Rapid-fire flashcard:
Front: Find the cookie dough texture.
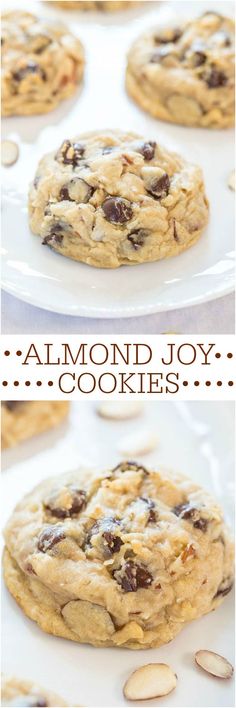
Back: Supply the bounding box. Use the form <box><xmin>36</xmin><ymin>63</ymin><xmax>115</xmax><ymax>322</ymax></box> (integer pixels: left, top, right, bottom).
<box><xmin>126</xmin><ymin>11</ymin><xmax>235</xmax><ymax>128</ymax></box>
<box><xmin>3</xmin><ymin>462</ymin><xmax>234</xmax><ymax>650</ymax></box>
<box><xmin>54</xmin><ymin>1</ymin><xmax>132</xmax><ymax>10</ymax></box>
<box><xmin>1</xmin><ymin>401</ymin><xmax>69</xmax><ymax>449</ymax></box>
<box><xmin>1</xmin><ymin>676</ymin><xmax>67</xmax><ymax>707</ymax></box>
<box><xmin>29</xmin><ymin>130</ymin><xmax>209</xmax><ymax>268</ymax></box>
<box><xmin>1</xmin><ymin>11</ymin><xmax>84</xmax><ymax>116</ymax></box>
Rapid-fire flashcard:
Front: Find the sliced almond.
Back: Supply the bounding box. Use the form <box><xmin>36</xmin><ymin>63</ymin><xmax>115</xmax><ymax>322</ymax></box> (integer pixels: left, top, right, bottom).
<box><xmin>195</xmin><ymin>650</ymin><xmax>234</xmax><ymax>679</ymax></box>
<box><xmin>96</xmin><ymin>402</ymin><xmax>143</xmax><ymax>420</ymax></box>
<box><xmin>123</xmin><ymin>663</ymin><xmax>177</xmax><ymax>701</ymax></box>
<box><xmin>1</xmin><ymin>139</ymin><xmax>19</xmax><ymax>166</ymax></box>
<box><xmin>118</xmin><ymin>428</ymin><xmax>158</xmax><ymax>457</ymax></box>
<box><xmin>228</xmin><ymin>170</ymin><xmax>235</xmax><ymax>191</ymax></box>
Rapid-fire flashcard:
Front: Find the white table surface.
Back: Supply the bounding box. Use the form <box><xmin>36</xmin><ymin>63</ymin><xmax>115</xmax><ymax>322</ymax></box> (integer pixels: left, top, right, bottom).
<box><xmin>1</xmin><ymin>290</ymin><xmax>235</xmax><ymax>334</ymax></box>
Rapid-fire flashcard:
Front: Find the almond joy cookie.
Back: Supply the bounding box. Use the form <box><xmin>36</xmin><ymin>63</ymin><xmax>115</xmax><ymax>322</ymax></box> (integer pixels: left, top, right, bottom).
<box><xmin>54</xmin><ymin>1</ymin><xmax>132</xmax><ymax>10</ymax></box>
<box><xmin>126</xmin><ymin>11</ymin><xmax>235</xmax><ymax>128</ymax></box>
<box><xmin>3</xmin><ymin>463</ymin><xmax>234</xmax><ymax>650</ymax></box>
<box><xmin>1</xmin><ymin>676</ymin><xmax>67</xmax><ymax>707</ymax></box>
<box><xmin>1</xmin><ymin>11</ymin><xmax>84</xmax><ymax>116</ymax></box>
<box><xmin>29</xmin><ymin>130</ymin><xmax>209</xmax><ymax>268</ymax></box>
<box><xmin>1</xmin><ymin>401</ymin><xmax>69</xmax><ymax>449</ymax></box>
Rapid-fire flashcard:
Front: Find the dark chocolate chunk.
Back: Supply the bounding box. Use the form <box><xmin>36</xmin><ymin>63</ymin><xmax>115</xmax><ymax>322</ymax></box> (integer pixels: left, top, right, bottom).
<box><xmin>114</xmin><ymin>560</ymin><xmax>153</xmax><ymax>592</ymax></box>
<box><xmin>140</xmin><ymin>497</ymin><xmax>158</xmax><ymax>523</ymax></box>
<box><xmin>45</xmin><ymin>486</ymin><xmax>87</xmax><ymax>518</ymax></box>
<box><xmin>192</xmin><ymin>50</ymin><xmax>207</xmax><ymax>67</ymax></box>
<box><xmin>56</xmin><ymin>140</ymin><xmax>85</xmax><ymax>166</ymax></box>
<box><xmin>13</xmin><ymin>61</ymin><xmax>46</xmax><ymax>82</ymax></box>
<box><xmin>59</xmin><ymin>178</ymin><xmax>93</xmax><ymax>203</ymax></box>
<box><xmin>112</xmin><ymin>461</ymin><xmax>148</xmax><ymax>475</ymax></box>
<box><xmin>128</xmin><ymin>229</ymin><xmax>149</xmax><ymax>250</ymax></box>
<box><xmin>172</xmin><ymin>503</ymin><xmax>208</xmax><ymax>532</ymax></box>
<box><xmin>38</xmin><ymin>525</ymin><xmax>66</xmax><ymax>553</ymax></box>
<box><xmin>139</xmin><ymin>141</ymin><xmax>156</xmax><ymax>160</ymax></box>
<box><xmin>42</xmin><ymin>222</ymin><xmax>65</xmax><ymax>247</ymax></box>
<box><xmin>203</xmin><ymin>68</ymin><xmax>227</xmax><ymax>88</ymax></box>
<box><xmin>102</xmin><ymin>197</ymin><xmax>133</xmax><ymax>224</ymax></box>
<box><xmin>213</xmin><ymin>580</ymin><xmax>233</xmax><ymax>599</ymax></box>
<box><xmin>173</xmin><ymin>219</ymin><xmax>179</xmax><ymax>242</ymax></box>
<box><xmin>103</xmin><ymin>531</ymin><xmax>123</xmax><ymax>555</ymax></box>
<box><xmin>2</xmin><ymin>401</ymin><xmax>24</xmax><ymax>411</ymax></box>
<box><xmin>86</xmin><ymin>517</ymin><xmax>123</xmax><ymax>557</ymax></box>
<box><xmin>147</xmin><ymin>173</ymin><xmax>170</xmax><ymax>198</ymax></box>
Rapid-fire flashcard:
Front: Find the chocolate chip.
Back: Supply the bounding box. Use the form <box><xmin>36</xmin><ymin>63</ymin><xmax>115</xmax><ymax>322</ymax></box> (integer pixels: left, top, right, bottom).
<box><xmin>6</xmin><ymin>697</ymin><xmax>48</xmax><ymax>707</ymax></box>
<box><xmin>147</xmin><ymin>173</ymin><xmax>170</xmax><ymax>199</ymax></box>
<box><xmin>202</xmin><ymin>68</ymin><xmax>227</xmax><ymax>88</ymax></box>
<box><xmin>192</xmin><ymin>51</ymin><xmax>207</xmax><ymax>67</ymax></box>
<box><xmin>154</xmin><ymin>28</ymin><xmax>182</xmax><ymax>44</ymax></box>
<box><xmin>59</xmin><ymin>178</ymin><xmax>93</xmax><ymax>203</ymax></box>
<box><xmin>45</xmin><ymin>487</ymin><xmax>87</xmax><ymax>518</ymax></box>
<box><xmin>38</xmin><ymin>525</ymin><xmax>66</xmax><ymax>553</ymax></box>
<box><xmin>56</xmin><ymin>140</ymin><xmax>85</xmax><ymax>166</ymax></box>
<box><xmin>128</xmin><ymin>229</ymin><xmax>149</xmax><ymax>250</ymax></box>
<box><xmin>172</xmin><ymin>503</ymin><xmax>208</xmax><ymax>532</ymax></box>
<box><xmin>112</xmin><ymin>461</ymin><xmax>148</xmax><ymax>474</ymax></box>
<box><xmin>114</xmin><ymin>561</ymin><xmax>153</xmax><ymax>592</ymax></box>
<box><xmin>139</xmin><ymin>142</ymin><xmax>156</xmax><ymax>160</ymax></box>
<box><xmin>2</xmin><ymin>401</ymin><xmax>24</xmax><ymax>411</ymax></box>
<box><xmin>213</xmin><ymin>580</ymin><xmax>233</xmax><ymax>599</ymax></box>
<box><xmin>173</xmin><ymin>219</ymin><xmax>179</xmax><ymax>242</ymax></box>
<box><xmin>140</xmin><ymin>497</ymin><xmax>158</xmax><ymax>523</ymax></box>
<box><xmin>42</xmin><ymin>221</ymin><xmax>65</xmax><ymax>247</ymax></box>
<box><xmin>59</xmin><ymin>186</ymin><xmax>71</xmax><ymax>201</ymax></box>
<box><xmin>13</xmin><ymin>61</ymin><xmax>46</xmax><ymax>82</ymax></box>
<box><xmin>102</xmin><ymin>197</ymin><xmax>133</xmax><ymax>224</ymax></box>
<box><xmin>86</xmin><ymin>517</ymin><xmax>123</xmax><ymax>557</ymax></box>
<box><xmin>103</xmin><ymin>531</ymin><xmax>123</xmax><ymax>556</ymax></box>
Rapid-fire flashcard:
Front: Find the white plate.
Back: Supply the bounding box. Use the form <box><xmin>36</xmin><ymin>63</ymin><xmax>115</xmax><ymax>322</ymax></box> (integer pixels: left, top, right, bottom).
<box><xmin>1</xmin><ymin>401</ymin><xmax>235</xmax><ymax>707</ymax></box>
<box><xmin>1</xmin><ymin>0</ymin><xmax>235</xmax><ymax>318</ymax></box>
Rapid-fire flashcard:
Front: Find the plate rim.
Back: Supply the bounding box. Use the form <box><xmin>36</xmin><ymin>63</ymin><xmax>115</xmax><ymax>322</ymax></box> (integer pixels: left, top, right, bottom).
<box><xmin>1</xmin><ymin>276</ymin><xmax>235</xmax><ymax>318</ymax></box>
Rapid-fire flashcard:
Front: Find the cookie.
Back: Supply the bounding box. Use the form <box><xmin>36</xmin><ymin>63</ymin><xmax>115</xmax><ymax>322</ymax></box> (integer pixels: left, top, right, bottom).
<box><xmin>126</xmin><ymin>11</ymin><xmax>235</xmax><ymax>128</ymax></box>
<box><xmin>1</xmin><ymin>401</ymin><xmax>69</xmax><ymax>449</ymax></box>
<box><xmin>1</xmin><ymin>11</ymin><xmax>84</xmax><ymax>116</ymax></box>
<box><xmin>1</xmin><ymin>676</ymin><xmax>67</xmax><ymax>707</ymax></box>
<box><xmin>3</xmin><ymin>462</ymin><xmax>234</xmax><ymax>650</ymax></box>
<box><xmin>28</xmin><ymin>129</ymin><xmax>209</xmax><ymax>268</ymax></box>
<box><xmin>53</xmin><ymin>2</ymin><xmax>132</xmax><ymax>11</ymax></box>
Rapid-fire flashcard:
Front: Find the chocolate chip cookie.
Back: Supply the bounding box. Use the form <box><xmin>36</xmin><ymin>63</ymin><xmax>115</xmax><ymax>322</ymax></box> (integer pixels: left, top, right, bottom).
<box><xmin>126</xmin><ymin>11</ymin><xmax>235</xmax><ymax>128</ymax></box>
<box><xmin>1</xmin><ymin>11</ymin><xmax>84</xmax><ymax>116</ymax></box>
<box><xmin>3</xmin><ymin>462</ymin><xmax>234</xmax><ymax>649</ymax></box>
<box><xmin>1</xmin><ymin>676</ymin><xmax>67</xmax><ymax>707</ymax></box>
<box><xmin>28</xmin><ymin>130</ymin><xmax>209</xmax><ymax>268</ymax></box>
<box><xmin>53</xmin><ymin>2</ymin><xmax>132</xmax><ymax>11</ymax></box>
<box><xmin>1</xmin><ymin>401</ymin><xmax>69</xmax><ymax>449</ymax></box>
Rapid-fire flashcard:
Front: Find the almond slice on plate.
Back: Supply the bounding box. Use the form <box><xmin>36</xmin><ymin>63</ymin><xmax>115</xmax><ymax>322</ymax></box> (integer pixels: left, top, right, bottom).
<box><xmin>228</xmin><ymin>170</ymin><xmax>235</xmax><ymax>191</ymax></box>
<box><xmin>123</xmin><ymin>663</ymin><xmax>177</xmax><ymax>701</ymax></box>
<box><xmin>1</xmin><ymin>139</ymin><xmax>19</xmax><ymax>166</ymax></box>
<box><xmin>195</xmin><ymin>650</ymin><xmax>234</xmax><ymax>679</ymax></box>
<box><xmin>96</xmin><ymin>402</ymin><xmax>143</xmax><ymax>420</ymax></box>
<box><xmin>118</xmin><ymin>428</ymin><xmax>158</xmax><ymax>456</ymax></box>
